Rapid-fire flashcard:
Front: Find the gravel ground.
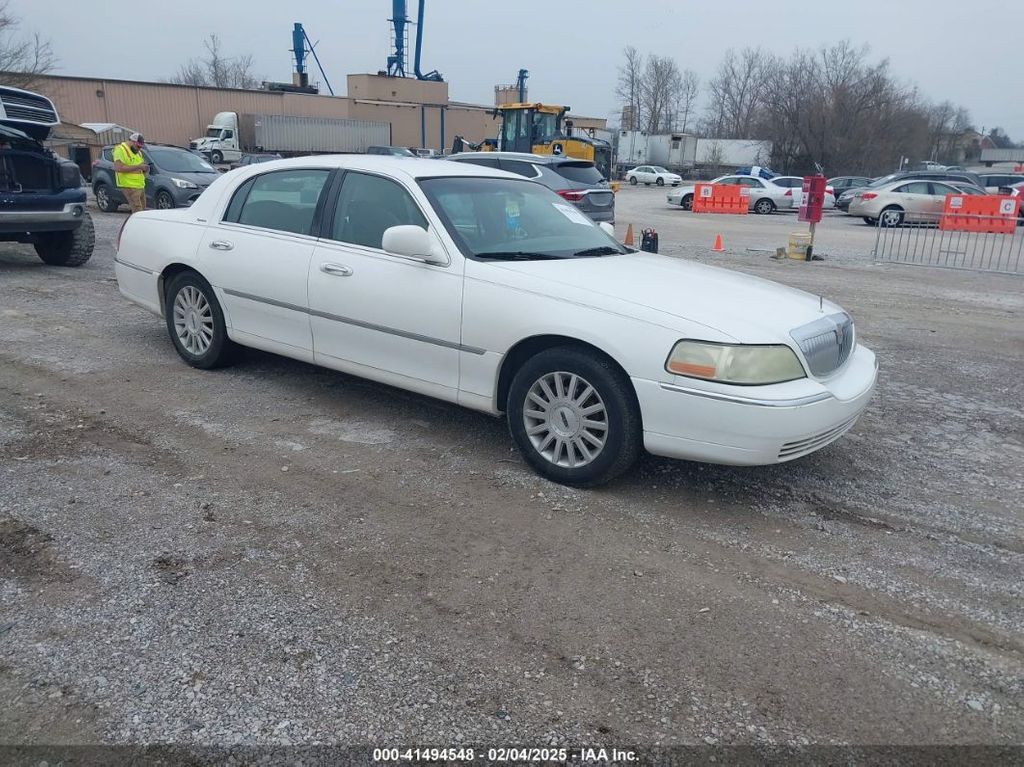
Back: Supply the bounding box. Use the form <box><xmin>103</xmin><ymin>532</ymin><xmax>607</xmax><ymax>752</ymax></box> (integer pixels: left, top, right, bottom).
<box><xmin>0</xmin><ymin>197</ymin><xmax>1022</xmax><ymax>751</ymax></box>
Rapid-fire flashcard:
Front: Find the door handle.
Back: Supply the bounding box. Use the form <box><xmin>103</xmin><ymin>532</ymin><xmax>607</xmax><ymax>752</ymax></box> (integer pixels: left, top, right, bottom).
<box><xmin>320</xmin><ymin>263</ymin><xmax>353</xmax><ymax>277</ymax></box>
<box><xmin>209</xmin><ymin>240</ymin><xmax>234</xmax><ymax>251</ymax></box>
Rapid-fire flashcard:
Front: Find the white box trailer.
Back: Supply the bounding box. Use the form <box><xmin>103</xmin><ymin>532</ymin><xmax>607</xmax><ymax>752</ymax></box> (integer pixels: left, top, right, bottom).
<box><xmin>695</xmin><ymin>138</ymin><xmax>772</xmax><ymax>167</ymax></box>
<box><xmin>648</xmin><ymin>133</ymin><xmax>698</xmax><ymax>170</ymax></box>
<box><xmin>616</xmin><ymin>131</ymin><xmax>650</xmax><ymax>169</ymax></box>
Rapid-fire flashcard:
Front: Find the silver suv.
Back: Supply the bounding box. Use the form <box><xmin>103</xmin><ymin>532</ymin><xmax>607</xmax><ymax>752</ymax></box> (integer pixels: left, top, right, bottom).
<box><xmin>447</xmin><ymin>152</ymin><xmax>615</xmax><ymax>223</ymax></box>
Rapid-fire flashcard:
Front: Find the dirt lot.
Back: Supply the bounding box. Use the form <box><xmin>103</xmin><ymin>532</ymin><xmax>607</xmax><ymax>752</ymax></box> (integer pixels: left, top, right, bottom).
<box><xmin>1</xmin><ymin>190</ymin><xmax>1022</xmax><ymax>750</ymax></box>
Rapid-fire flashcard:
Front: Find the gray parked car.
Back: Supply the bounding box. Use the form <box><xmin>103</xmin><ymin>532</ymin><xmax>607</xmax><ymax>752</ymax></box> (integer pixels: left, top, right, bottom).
<box><xmin>92</xmin><ymin>144</ymin><xmax>220</xmax><ymax>211</ymax></box>
<box><xmin>447</xmin><ymin>151</ymin><xmax>615</xmax><ymax>223</ymax></box>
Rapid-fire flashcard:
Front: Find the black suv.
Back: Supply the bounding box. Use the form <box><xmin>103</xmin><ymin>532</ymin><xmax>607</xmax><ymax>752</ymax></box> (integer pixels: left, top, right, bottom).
<box><xmin>0</xmin><ymin>86</ymin><xmax>94</xmax><ymax>267</ymax></box>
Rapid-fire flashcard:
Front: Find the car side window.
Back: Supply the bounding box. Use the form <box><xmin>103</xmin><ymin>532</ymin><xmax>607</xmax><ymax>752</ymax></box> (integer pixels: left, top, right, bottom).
<box><xmin>500</xmin><ymin>160</ymin><xmax>538</xmax><ymax>178</ymax></box>
<box><xmin>330</xmin><ymin>171</ymin><xmax>428</xmax><ymax>249</ymax></box>
<box><xmin>223</xmin><ymin>169</ymin><xmax>330</xmax><ymax>236</ymax></box>
<box><xmin>102</xmin><ymin>148</ymin><xmax>113</xmax><ymax>162</ymax></box>
<box><xmin>893</xmin><ymin>182</ymin><xmax>929</xmax><ymax>194</ymax></box>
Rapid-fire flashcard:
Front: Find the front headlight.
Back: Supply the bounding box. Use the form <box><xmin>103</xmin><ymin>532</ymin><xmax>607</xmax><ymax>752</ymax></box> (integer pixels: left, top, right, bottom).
<box><xmin>171</xmin><ymin>178</ymin><xmax>198</xmax><ymax>189</ymax></box>
<box><xmin>666</xmin><ymin>341</ymin><xmax>805</xmax><ymax>385</ymax></box>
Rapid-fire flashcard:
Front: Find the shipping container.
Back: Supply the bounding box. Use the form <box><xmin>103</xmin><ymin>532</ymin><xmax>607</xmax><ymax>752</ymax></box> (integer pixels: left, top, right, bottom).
<box><xmin>616</xmin><ymin>131</ymin><xmax>650</xmax><ymax>169</ymax></box>
<box><xmin>238</xmin><ymin>114</ymin><xmax>390</xmax><ymax>154</ymax></box>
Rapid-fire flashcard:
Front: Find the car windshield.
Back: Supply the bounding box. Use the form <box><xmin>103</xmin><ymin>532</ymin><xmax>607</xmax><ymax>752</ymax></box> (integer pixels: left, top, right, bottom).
<box><xmin>148</xmin><ymin>147</ymin><xmax>216</xmax><ymax>173</ymax></box>
<box><xmin>420</xmin><ymin>176</ymin><xmax>628</xmax><ymax>260</ymax></box>
<box><xmin>651</xmin><ymin>166</ymin><xmax>669</xmax><ymax>173</ymax></box>
<box><xmin>205</xmin><ymin>128</ymin><xmax>221</xmax><ymax>138</ymax></box>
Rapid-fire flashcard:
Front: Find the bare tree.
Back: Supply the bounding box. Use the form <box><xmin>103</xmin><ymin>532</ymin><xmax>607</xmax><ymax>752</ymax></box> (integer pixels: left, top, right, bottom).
<box><xmin>704</xmin><ymin>48</ymin><xmax>771</xmax><ymax>138</ymax></box>
<box><xmin>170</xmin><ymin>34</ymin><xmax>260</xmax><ymax>89</ymax></box>
<box><xmin>639</xmin><ymin>55</ymin><xmax>681</xmax><ymax>134</ymax></box>
<box><xmin>0</xmin><ymin>1</ymin><xmax>56</xmax><ymax>88</ymax></box>
<box><xmin>674</xmin><ymin>69</ymin><xmax>699</xmax><ymax>133</ymax></box>
<box><xmin>615</xmin><ymin>46</ymin><xmax>644</xmax><ymax>131</ymax></box>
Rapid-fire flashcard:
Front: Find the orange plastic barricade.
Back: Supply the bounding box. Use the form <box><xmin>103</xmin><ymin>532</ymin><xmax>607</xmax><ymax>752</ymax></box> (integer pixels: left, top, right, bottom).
<box><xmin>691</xmin><ymin>184</ymin><xmax>749</xmax><ymax>215</ymax></box>
<box><xmin>940</xmin><ymin>194</ymin><xmax>1020</xmax><ymax>234</ymax></box>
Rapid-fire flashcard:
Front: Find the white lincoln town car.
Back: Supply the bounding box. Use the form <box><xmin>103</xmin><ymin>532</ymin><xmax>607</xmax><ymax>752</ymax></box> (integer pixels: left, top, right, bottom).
<box><xmin>114</xmin><ymin>156</ymin><xmax>877</xmax><ymax>487</ymax></box>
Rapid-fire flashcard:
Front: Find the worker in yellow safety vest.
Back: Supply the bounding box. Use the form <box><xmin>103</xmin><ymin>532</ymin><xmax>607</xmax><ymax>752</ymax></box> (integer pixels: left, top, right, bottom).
<box><xmin>112</xmin><ymin>132</ymin><xmax>149</xmax><ymax>213</ymax></box>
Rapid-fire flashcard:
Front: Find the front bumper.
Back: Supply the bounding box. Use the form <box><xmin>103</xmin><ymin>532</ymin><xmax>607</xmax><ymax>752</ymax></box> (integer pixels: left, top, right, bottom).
<box><xmin>635</xmin><ymin>344</ymin><xmax>878</xmax><ymax>465</ymax></box>
<box><xmin>0</xmin><ymin>202</ymin><xmax>87</xmax><ymax>234</ymax></box>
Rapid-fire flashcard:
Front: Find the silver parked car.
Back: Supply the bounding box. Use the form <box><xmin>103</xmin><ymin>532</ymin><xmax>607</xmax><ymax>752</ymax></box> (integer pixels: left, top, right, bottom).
<box><xmin>447</xmin><ymin>152</ymin><xmax>615</xmax><ymax>223</ymax></box>
<box><xmin>848</xmin><ymin>179</ymin><xmax>984</xmax><ymax>227</ymax></box>
<box><xmin>666</xmin><ymin>174</ymin><xmax>793</xmax><ymax>214</ymax></box>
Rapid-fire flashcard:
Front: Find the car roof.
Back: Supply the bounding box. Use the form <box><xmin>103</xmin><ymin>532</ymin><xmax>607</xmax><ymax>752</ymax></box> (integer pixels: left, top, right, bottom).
<box><xmin>451</xmin><ymin>151</ymin><xmax>592</xmax><ymax>166</ymax></box>
<box><xmin>230</xmin><ymin>154</ymin><xmax>518</xmax><ymax>182</ymax></box>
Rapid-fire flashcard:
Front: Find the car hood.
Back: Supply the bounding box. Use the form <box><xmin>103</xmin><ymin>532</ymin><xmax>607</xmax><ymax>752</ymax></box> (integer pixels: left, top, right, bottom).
<box><xmin>163</xmin><ymin>170</ymin><xmax>219</xmax><ymax>185</ymax></box>
<box><xmin>480</xmin><ymin>253</ymin><xmax>842</xmax><ymax>343</ymax></box>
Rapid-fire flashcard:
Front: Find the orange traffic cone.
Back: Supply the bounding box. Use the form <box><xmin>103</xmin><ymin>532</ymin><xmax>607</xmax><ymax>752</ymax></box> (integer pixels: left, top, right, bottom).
<box><xmin>624</xmin><ymin>223</ymin><xmax>635</xmax><ymax>248</ymax></box>
<box><xmin>711</xmin><ymin>233</ymin><xmax>724</xmax><ymax>252</ymax></box>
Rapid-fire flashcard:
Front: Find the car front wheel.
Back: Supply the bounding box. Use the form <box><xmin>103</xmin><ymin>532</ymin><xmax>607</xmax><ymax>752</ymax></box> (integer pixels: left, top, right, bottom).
<box><xmin>155</xmin><ymin>190</ymin><xmax>175</xmax><ymax>209</ymax></box>
<box><xmin>164</xmin><ymin>271</ymin><xmax>236</xmax><ymax>369</ymax></box>
<box><xmin>680</xmin><ymin>194</ymin><xmax>693</xmax><ymax>211</ymax></box>
<box><xmin>507</xmin><ymin>346</ymin><xmax>641</xmax><ymax>487</ymax></box>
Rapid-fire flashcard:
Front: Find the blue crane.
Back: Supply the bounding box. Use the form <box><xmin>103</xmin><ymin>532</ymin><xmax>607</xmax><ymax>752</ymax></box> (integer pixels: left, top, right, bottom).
<box><xmin>291</xmin><ymin>22</ymin><xmax>335</xmax><ymax>96</ymax></box>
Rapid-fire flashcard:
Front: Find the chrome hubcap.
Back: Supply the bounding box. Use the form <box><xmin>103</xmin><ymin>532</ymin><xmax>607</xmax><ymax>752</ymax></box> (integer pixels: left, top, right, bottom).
<box><xmin>173</xmin><ymin>286</ymin><xmax>214</xmax><ymax>356</ymax></box>
<box><xmin>524</xmin><ymin>372</ymin><xmax>608</xmax><ymax>469</ymax></box>
<box><xmin>882</xmin><ymin>211</ymin><xmax>900</xmax><ymax>226</ymax></box>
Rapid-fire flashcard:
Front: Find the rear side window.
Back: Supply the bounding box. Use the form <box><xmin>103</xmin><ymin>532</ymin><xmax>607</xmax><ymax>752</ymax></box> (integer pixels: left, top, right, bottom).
<box><xmin>499</xmin><ymin>160</ymin><xmax>539</xmax><ymax>178</ymax></box>
<box><xmin>552</xmin><ymin>162</ymin><xmax>604</xmax><ymax>185</ymax></box>
<box><xmin>454</xmin><ymin>156</ymin><xmax>500</xmax><ymax>169</ymax></box>
<box><xmin>774</xmin><ymin>178</ymin><xmax>798</xmax><ymax>187</ymax></box>
<box><xmin>330</xmin><ymin>171</ymin><xmax>427</xmax><ymax>249</ymax></box>
<box><xmin>223</xmin><ymin>169</ymin><xmax>330</xmax><ymax>236</ymax></box>
<box><xmin>895</xmin><ymin>182</ymin><xmax>931</xmax><ymax>194</ymax></box>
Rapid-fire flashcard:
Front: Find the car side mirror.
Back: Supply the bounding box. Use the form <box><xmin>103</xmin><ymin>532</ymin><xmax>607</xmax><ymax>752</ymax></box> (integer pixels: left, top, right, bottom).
<box><xmin>381</xmin><ymin>225</ymin><xmax>446</xmax><ymax>264</ymax></box>
<box><xmin>599</xmin><ymin>222</ymin><xmax>615</xmax><ymax>238</ymax></box>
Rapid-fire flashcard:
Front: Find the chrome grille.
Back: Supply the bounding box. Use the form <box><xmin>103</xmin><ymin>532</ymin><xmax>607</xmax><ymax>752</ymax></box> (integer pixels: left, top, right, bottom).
<box><xmin>790</xmin><ymin>312</ymin><xmax>854</xmax><ymax>377</ymax></box>
<box><xmin>778</xmin><ymin>414</ymin><xmax>860</xmax><ymax>460</ymax></box>
<box><xmin>0</xmin><ymin>88</ymin><xmax>58</xmax><ymax>125</ymax></box>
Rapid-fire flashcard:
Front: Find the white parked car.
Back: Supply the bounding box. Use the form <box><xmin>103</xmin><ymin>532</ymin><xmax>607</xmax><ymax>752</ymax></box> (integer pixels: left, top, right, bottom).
<box><xmin>770</xmin><ymin>176</ymin><xmax>837</xmax><ymax>210</ymax></box>
<box><xmin>667</xmin><ymin>175</ymin><xmax>793</xmax><ymax>214</ymax></box>
<box><xmin>626</xmin><ymin>165</ymin><xmax>683</xmax><ymax>187</ymax></box>
<box><xmin>115</xmin><ymin>156</ymin><xmax>877</xmax><ymax>487</ymax></box>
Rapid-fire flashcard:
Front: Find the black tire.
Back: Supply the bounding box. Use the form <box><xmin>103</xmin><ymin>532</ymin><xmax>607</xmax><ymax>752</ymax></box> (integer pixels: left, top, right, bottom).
<box><xmin>507</xmin><ymin>346</ymin><xmax>642</xmax><ymax>487</ymax></box>
<box><xmin>680</xmin><ymin>194</ymin><xmax>693</xmax><ymax>211</ymax></box>
<box><xmin>210</xmin><ymin>150</ymin><xmax>223</xmax><ymax>164</ymax></box>
<box><xmin>628</xmin><ymin>176</ymin><xmax>638</xmax><ymax>185</ymax></box>
<box><xmin>879</xmin><ymin>206</ymin><xmax>904</xmax><ymax>228</ymax></box>
<box><xmin>754</xmin><ymin>198</ymin><xmax>776</xmax><ymax>215</ymax></box>
<box><xmin>155</xmin><ymin>190</ymin><xmax>175</xmax><ymax>210</ymax></box>
<box><xmin>863</xmin><ymin>217</ymin><xmax>877</xmax><ymax>226</ymax></box>
<box><xmin>33</xmin><ymin>213</ymin><xmax>95</xmax><ymax>267</ymax></box>
<box><xmin>94</xmin><ymin>183</ymin><xmax>118</xmax><ymax>213</ymax></box>
<box><xmin>656</xmin><ymin>177</ymin><xmax>665</xmax><ymax>187</ymax></box>
<box><xmin>163</xmin><ymin>271</ymin><xmax>236</xmax><ymax>369</ymax></box>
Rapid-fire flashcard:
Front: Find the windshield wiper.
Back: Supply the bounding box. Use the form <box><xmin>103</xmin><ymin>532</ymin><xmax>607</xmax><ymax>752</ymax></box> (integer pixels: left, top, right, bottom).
<box><xmin>572</xmin><ymin>246</ymin><xmax>623</xmax><ymax>257</ymax></box>
<box><xmin>476</xmin><ymin>251</ymin><xmax>565</xmax><ymax>261</ymax></box>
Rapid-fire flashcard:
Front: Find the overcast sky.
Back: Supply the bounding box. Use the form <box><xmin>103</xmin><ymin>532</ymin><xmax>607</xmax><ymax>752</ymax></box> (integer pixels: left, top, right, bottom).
<box><xmin>12</xmin><ymin>0</ymin><xmax>1024</xmax><ymax>139</ymax></box>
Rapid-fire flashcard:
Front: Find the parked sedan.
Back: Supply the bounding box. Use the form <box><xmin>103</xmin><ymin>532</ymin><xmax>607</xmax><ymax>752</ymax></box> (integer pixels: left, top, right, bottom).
<box><xmin>667</xmin><ymin>175</ymin><xmax>793</xmax><ymax>214</ymax></box>
<box><xmin>449</xmin><ymin>151</ymin><xmax>615</xmax><ymax>223</ymax></box>
<box><xmin>114</xmin><ymin>156</ymin><xmax>876</xmax><ymax>487</ymax></box>
<box><xmin>229</xmin><ymin>152</ymin><xmax>283</xmax><ymax>170</ymax></box>
<box><xmin>770</xmin><ymin>176</ymin><xmax>837</xmax><ymax>209</ymax></box>
<box><xmin>626</xmin><ymin>165</ymin><xmax>682</xmax><ymax>187</ymax></box>
<box><xmin>848</xmin><ymin>179</ymin><xmax>976</xmax><ymax>226</ymax></box>
<box><xmin>828</xmin><ymin>176</ymin><xmax>873</xmax><ymax>198</ymax></box>
<box><xmin>93</xmin><ymin>144</ymin><xmax>219</xmax><ymax>211</ymax></box>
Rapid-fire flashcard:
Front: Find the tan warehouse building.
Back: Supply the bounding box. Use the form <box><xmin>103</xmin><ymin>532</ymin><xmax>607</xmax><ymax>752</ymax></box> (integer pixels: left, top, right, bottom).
<box><xmin>24</xmin><ymin>72</ymin><xmax>606</xmax><ymax>156</ymax></box>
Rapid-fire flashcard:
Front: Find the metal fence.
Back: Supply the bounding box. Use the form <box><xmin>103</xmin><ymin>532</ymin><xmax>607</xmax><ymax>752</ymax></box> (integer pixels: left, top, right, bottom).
<box><xmin>872</xmin><ymin>214</ymin><xmax>1024</xmax><ymax>275</ymax></box>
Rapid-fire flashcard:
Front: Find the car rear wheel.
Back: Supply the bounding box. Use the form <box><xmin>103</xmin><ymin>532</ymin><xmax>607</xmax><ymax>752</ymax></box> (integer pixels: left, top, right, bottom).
<box><xmin>94</xmin><ymin>183</ymin><xmax>118</xmax><ymax>213</ymax></box>
<box><xmin>507</xmin><ymin>346</ymin><xmax>641</xmax><ymax>487</ymax></box>
<box><xmin>680</xmin><ymin>194</ymin><xmax>693</xmax><ymax>211</ymax></box>
<box><xmin>863</xmin><ymin>217</ymin><xmax>877</xmax><ymax>226</ymax></box>
<box><xmin>754</xmin><ymin>198</ymin><xmax>776</xmax><ymax>215</ymax></box>
<box><xmin>879</xmin><ymin>206</ymin><xmax>904</xmax><ymax>228</ymax></box>
<box><xmin>656</xmin><ymin>177</ymin><xmax>665</xmax><ymax>186</ymax></box>
<box><xmin>164</xmin><ymin>271</ymin><xmax>236</xmax><ymax>369</ymax></box>
<box><xmin>155</xmin><ymin>190</ymin><xmax>175</xmax><ymax>210</ymax></box>
<box><xmin>628</xmin><ymin>176</ymin><xmax>638</xmax><ymax>185</ymax></box>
